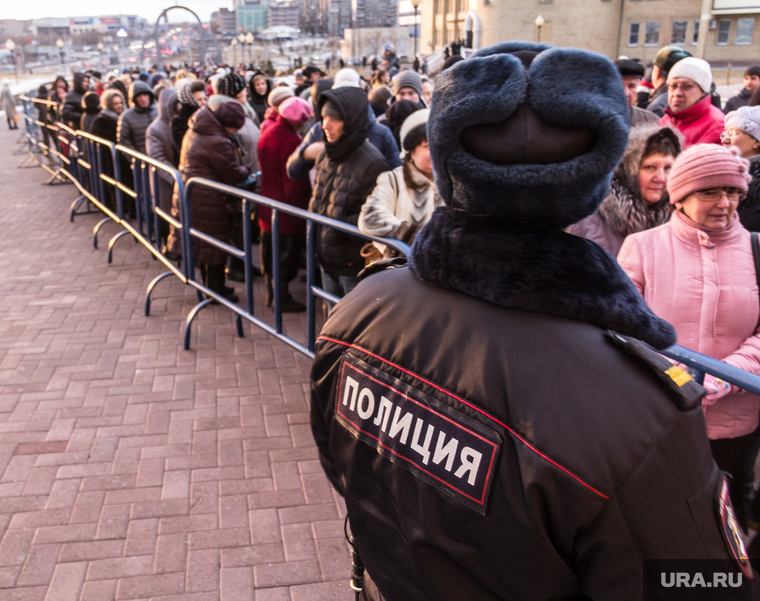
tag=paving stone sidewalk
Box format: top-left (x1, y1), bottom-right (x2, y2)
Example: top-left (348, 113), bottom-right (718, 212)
top-left (0, 126), bottom-right (353, 600)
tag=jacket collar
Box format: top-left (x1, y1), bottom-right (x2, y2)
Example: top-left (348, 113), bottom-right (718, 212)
top-left (670, 210), bottom-right (744, 248)
top-left (664, 94), bottom-right (711, 125)
top-left (409, 206), bottom-right (676, 349)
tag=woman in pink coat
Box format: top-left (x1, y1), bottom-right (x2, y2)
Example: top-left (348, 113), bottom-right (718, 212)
top-left (618, 144), bottom-right (759, 527)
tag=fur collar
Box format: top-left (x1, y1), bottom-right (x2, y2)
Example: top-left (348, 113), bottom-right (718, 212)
top-left (409, 206), bottom-right (676, 349)
top-left (597, 178), bottom-right (672, 238)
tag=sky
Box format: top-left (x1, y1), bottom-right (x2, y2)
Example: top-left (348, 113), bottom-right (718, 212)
top-left (0, 0), bottom-right (234, 25)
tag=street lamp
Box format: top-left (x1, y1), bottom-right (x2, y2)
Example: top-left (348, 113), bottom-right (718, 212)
top-left (411, 0), bottom-right (420, 65)
top-left (245, 31), bottom-right (254, 67)
top-left (55, 38), bottom-right (65, 73)
top-left (238, 32), bottom-right (246, 66)
top-left (231, 38), bottom-right (238, 66)
top-left (535, 15), bottom-right (545, 43)
top-left (5, 39), bottom-right (17, 84)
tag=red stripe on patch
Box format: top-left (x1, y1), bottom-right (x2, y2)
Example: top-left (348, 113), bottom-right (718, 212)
top-left (319, 336), bottom-right (610, 501)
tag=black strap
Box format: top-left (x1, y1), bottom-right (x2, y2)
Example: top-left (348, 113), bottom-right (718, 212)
top-left (752, 232), bottom-right (760, 297)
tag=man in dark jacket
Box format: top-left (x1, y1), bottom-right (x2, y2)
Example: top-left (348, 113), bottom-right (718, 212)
top-left (61, 72), bottom-right (90, 129)
top-left (310, 42), bottom-right (755, 600)
top-left (309, 87), bottom-right (389, 299)
top-left (724, 65), bottom-right (760, 113)
top-left (80, 91), bottom-right (101, 133)
top-left (117, 80), bottom-right (158, 155)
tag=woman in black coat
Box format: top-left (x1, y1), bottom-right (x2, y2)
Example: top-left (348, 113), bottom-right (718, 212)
top-left (90, 89), bottom-right (125, 211)
top-left (248, 72), bottom-right (272, 124)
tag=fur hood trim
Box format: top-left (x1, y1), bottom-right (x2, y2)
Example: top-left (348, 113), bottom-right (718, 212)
top-left (597, 179), bottom-right (672, 238)
top-left (427, 42), bottom-right (630, 229)
top-left (615, 123), bottom-right (682, 197)
top-left (409, 206), bottom-right (676, 349)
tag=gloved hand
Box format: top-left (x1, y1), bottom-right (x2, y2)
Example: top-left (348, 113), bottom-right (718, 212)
top-left (702, 375), bottom-right (733, 406)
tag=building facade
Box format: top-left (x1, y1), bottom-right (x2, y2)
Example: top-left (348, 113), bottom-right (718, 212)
top-left (0, 20), bottom-right (32, 39)
top-left (211, 8), bottom-right (238, 34)
top-left (419, 0), bottom-right (760, 64)
top-left (30, 15), bottom-right (146, 37)
top-left (342, 26), bottom-right (411, 58)
top-left (237, 3), bottom-right (269, 32)
top-left (269, 2), bottom-right (302, 27)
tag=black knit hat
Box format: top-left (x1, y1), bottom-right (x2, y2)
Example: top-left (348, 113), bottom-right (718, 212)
top-left (218, 73), bottom-right (246, 99)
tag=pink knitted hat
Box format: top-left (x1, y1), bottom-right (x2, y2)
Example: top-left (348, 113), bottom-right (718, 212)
top-left (279, 97), bottom-right (312, 129)
top-left (666, 144), bottom-right (751, 204)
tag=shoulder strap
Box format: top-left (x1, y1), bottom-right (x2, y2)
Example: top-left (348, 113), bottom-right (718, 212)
top-left (752, 232), bottom-right (760, 300)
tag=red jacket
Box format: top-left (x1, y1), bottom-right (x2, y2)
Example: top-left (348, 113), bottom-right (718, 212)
top-left (257, 114), bottom-right (311, 235)
top-left (659, 94), bottom-right (724, 148)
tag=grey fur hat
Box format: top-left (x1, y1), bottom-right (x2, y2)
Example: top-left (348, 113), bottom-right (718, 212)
top-left (427, 42), bottom-right (630, 229)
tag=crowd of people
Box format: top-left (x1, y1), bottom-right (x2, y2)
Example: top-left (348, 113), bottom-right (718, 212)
top-left (15, 43), bottom-right (760, 569)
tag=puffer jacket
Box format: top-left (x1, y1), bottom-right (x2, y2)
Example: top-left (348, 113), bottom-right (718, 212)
top-left (117, 81), bottom-right (158, 154)
top-left (568, 124), bottom-right (679, 256)
top-left (166, 106), bottom-right (250, 265)
top-left (61, 72), bottom-right (87, 128)
top-left (146, 88), bottom-right (179, 214)
top-left (309, 88), bottom-right (389, 276)
top-left (659, 94), bottom-right (725, 148)
top-left (619, 211), bottom-right (760, 439)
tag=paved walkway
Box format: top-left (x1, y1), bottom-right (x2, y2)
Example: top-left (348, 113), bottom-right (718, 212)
top-left (0, 126), bottom-right (353, 600)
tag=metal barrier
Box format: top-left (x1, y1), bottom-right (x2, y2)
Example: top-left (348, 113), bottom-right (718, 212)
top-left (9, 96), bottom-right (760, 397)
top-left (182, 178), bottom-right (411, 356)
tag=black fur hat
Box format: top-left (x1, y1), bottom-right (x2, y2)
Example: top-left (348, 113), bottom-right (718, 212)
top-left (428, 42), bottom-right (630, 229)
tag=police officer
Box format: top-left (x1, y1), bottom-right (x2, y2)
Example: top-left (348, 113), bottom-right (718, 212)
top-left (310, 42), bottom-right (754, 600)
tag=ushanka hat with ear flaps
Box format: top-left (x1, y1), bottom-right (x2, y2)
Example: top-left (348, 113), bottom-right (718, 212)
top-left (409, 41), bottom-right (677, 349)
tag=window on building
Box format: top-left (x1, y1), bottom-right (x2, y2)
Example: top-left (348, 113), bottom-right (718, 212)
top-left (717, 19), bottom-right (731, 44)
top-left (692, 20), bottom-right (700, 44)
top-left (736, 18), bottom-right (754, 44)
top-left (671, 20), bottom-right (687, 44)
top-left (644, 21), bottom-right (660, 45)
top-left (629, 22), bottom-right (640, 45)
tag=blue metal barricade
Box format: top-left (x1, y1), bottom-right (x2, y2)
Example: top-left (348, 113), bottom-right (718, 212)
top-left (112, 145), bottom-right (189, 313)
top-left (182, 177), bottom-right (411, 356)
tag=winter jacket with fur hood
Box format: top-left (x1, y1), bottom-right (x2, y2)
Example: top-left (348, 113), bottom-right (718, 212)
top-left (310, 43), bottom-right (749, 601)
top-left (659, 94), bottom-right (725, 148)
top-left (568, 124), bottom-right (680, 256)
top-left (310, 87), bottom-right (389, 276)
top-left (619, 210), bottom-right (760, 440)
top-left (146, 88), bottom-right (179, 213)
top-left (117, 81), bottom-right (158, 154)
top-left (166, 106), bottom-right (250, 265)
top-left (738, 155), bottom-right (760, 231)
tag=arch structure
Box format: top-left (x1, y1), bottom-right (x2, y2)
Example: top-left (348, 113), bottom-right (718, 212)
top-left (155, 5), bottom-right (223, 71)
top-left (463, 11), bottom-right (482, 57)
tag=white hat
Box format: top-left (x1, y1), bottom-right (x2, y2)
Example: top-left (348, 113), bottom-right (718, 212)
top-left (667, 57), bottom-right (713, 94)
top-left (725, 106), bottom-right (760, 141)
top-left (399, 108), bottom-right (430, 155)
top-left (332, 68), bottom-right (361, 89)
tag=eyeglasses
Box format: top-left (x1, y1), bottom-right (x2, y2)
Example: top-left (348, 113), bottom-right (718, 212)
top-left (693, 187), bottom-right (746, 202)
top-left (667, 82), bottom-right (698, 93)
top-left (721, 129), bottom-right (746, 142)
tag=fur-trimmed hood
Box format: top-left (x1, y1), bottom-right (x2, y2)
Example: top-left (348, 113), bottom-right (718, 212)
top-left (614, 123), bottom-right (682, 199)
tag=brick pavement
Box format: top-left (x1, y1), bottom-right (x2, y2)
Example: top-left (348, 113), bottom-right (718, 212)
top-left (0, 126), bottom-right (353, 600)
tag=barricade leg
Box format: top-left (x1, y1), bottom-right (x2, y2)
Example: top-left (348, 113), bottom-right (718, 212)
top-left (183, 299), bottom-right (213, 350)
top-left (107, 230), bottom-right (133, 264)
top-left (144, 271), bottom-right (174, 316)
top-left (93, 218), bottom-right (113, 249)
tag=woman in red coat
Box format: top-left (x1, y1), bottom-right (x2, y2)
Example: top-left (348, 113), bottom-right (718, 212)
top-left (257, 97), bottom-right (313, 312)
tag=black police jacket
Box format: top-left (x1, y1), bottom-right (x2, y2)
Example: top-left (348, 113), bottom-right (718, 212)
top-left (310, 266), bottom-right (754, 601)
